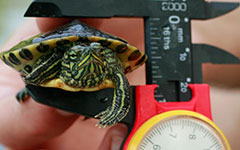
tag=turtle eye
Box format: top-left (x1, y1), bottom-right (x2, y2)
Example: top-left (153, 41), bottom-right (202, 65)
top-left (69, 53), bottom-right (78, 60)
top-left (70, 53), bottom-right (77, 57)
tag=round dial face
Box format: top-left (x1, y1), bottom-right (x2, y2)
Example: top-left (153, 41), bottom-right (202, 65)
top-left (128, 110), bottom-right (230, 150)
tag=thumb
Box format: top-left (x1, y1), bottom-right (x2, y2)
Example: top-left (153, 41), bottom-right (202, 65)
top-left (98, 124), bottom-right (128, 150)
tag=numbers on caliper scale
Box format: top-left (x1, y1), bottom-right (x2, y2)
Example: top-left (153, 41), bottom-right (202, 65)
top-left (161, 1), bottom-right (188, 12)
top-left (146, 0), bottom-right (192, 102)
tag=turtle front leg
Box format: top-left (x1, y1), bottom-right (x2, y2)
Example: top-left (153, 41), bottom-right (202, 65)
top-left (16, 88), bottom-right (30, 103)
top-left (23, 50), bottom-right (62, 85)
top-left (95, 70), bottom-right (131, 127)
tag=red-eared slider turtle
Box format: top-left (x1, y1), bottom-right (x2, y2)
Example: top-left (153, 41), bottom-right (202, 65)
top-left (0, 20), bottom-right (147, 126)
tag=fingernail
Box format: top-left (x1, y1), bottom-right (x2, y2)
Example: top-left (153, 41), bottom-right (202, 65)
top-left (56, 109), bottom-right (75, 116)
top-left (111, 136), bottom-right (124, 150)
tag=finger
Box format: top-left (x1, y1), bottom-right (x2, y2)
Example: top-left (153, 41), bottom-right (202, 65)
top-left (0, 96), bottom-right (78, 149)
top-left (0, 19), bottom-right (79, 149)
top-left (98, 124), bottom-right (128, 150)
top-left (42, 118), bottom-right (109, 149)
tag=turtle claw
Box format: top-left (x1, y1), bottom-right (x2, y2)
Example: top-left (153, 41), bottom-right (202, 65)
top-left (95, 121), bottom-right (107, 128)
top-left (94, 111), bottom-right (106, 118)
top-left (95, 109), bottom-right (110, 127)
top-left (95, 106), bottom-right (122, 127)
top-left (16, 88), bottom-right (30, 103)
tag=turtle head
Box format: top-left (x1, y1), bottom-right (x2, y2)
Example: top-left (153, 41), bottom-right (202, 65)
top-left (61, 42), bottom-right (106, 87)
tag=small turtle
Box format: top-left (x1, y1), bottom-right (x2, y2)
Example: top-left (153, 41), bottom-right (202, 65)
top-left (0, 20), bottom-right (147, 126)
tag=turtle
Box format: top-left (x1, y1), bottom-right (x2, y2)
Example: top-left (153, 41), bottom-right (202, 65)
top-left (0, 20), bottom-right (147, 126)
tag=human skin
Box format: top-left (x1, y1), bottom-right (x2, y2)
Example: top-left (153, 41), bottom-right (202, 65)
top-left (0, 6), bottom-right (240, 150)
top-left (192, 7), bottom-right (240, 150)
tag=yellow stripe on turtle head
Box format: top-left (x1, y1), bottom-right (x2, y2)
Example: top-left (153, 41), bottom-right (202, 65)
top-left (78, 54), bottom-right (90, 67)
top-left (92, 53), bottom-right (103, 63)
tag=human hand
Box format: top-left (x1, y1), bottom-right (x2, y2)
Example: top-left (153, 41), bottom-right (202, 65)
top-left (0, 18), bottom-right (145, 150)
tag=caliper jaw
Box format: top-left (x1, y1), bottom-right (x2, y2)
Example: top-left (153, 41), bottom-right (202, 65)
top-left (26, 85), bottom-right (136, 128)
top-left (192, 44), bottom-right (240, 83)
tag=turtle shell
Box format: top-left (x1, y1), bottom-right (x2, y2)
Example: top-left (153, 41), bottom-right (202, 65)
top-left (0, 20), bottom-right (147, 90)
